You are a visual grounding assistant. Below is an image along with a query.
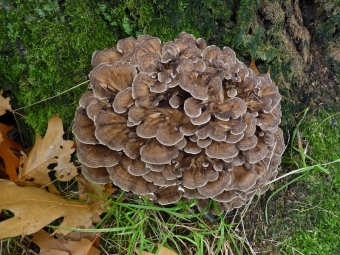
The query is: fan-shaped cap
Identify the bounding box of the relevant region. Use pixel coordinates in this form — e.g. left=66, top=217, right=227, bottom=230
left=132, top=72, right=162, bottom=108
left=236, top=135, right=258, bottom=151
left=215, top=97, right=247, bottom=120
left=190, top=111, right=211, bottom=125
left=94, top=109, right=130, bottom=151
left=90, top=62, right=137, bottom=99
left=128, top=158, right=150, bottom=176
left=197, top=171, right=231, bottom=197
left=197, top=138, right=212, bottom=148
left=242, top=138, right=269, bottom=163
left=82, top=165, right=111, bottom=184
left=182, top=165, right=207, bottom=189
left=205, top=141, right=239, bottom=159
left=130, top=37, right=162, bottom=65
left=196, top=38, right=207, bottom=51
left=231, top=165, right=257, bottom=191
left=91, top=48, right=123, bottom=68
left=183, top=140, right=202, bottom=154
left=117, top=37, right=138, bottom=54
left=108, top=164, right=156, bottom=194
left=157, top=185, right=184, bottom=205
left=79, top=91, right=95, bottom=108
left=112, top=87, right=134, bottom=114
left=257, top=104, right=282, bottom=131
left=156, top=124, right=184, bottom=146
left=72, top=107, right=98, bottom=144
left=140, top=139, right=179, bottom=164
left=138, top=52, right=161, bottom=72
left=202, top=45, right=222, bottom=61
left=76, top=140, right=122, bottom=168
left=86, top=97, right=110, bottom=121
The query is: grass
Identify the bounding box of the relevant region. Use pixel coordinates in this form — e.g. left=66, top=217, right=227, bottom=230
left=280, top=108, right=340, bottom=254
left=259, top=107, right=340, bottom=254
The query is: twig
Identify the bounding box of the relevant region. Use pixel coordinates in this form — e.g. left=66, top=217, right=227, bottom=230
left=13, top=80, right=89, bottom=111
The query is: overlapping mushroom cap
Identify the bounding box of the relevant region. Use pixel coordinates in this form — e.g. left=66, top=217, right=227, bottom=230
left=73, top=32, right=285, bottom=213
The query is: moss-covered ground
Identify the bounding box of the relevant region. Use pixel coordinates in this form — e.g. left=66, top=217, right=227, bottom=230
left=1, top=0, right=340, bottom=254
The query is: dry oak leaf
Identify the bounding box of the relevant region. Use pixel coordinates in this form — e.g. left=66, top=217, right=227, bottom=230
left=0, top=123, right=22, bottom=181
left=18, top=115, right=77, bottom=194
left=0, top=180, right=101, bottom=239
left=0, top=90, right=12, bottom=116
left=32, top=229, right=100, bottom=255
left=135, top=244, right=178, bottom=255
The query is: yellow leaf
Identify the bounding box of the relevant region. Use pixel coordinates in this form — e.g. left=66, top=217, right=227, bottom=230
left=135, top=244, right=178, bottom=255
left=0, top=90, right=12, bottom=116
left=0, top=180, right=100, bottom=239
left=18, top=115, right=77, bottom=194
left=0, top=123, right=22, bottom=181
left=32, top=229, right=100, bottom=255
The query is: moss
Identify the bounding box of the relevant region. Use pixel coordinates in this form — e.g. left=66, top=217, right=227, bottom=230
left=1, top=0, right=339, bottom=136
left=1, top=0, right=114, bottom=135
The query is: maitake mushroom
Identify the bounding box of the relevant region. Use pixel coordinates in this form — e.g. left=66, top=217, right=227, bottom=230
left=73, top=32, right=285, bottom=213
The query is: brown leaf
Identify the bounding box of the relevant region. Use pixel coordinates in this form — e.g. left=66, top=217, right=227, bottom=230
left=0, top=123, right=22, bottom=181
left=32, top=229, right=100, bottom=255
left=18, top=115, right=77, bottom=194
left=135, top=244, right=178, bottom=255
left=249, top=59, right=260, bottom=76
left=0, top=90, right=12, bottom=116
left=76, top=175, right=116, bottom=216
left=0, top=180, right=101, bottom=239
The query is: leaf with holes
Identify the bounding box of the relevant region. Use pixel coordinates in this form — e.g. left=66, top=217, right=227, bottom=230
left=17, top=115, right=77, bottom=194
left=0, top=180, right=101, bottom=239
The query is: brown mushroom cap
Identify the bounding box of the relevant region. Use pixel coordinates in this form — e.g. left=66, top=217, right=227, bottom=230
left=140, top=139, right=179, bottom=164
left=73, top=32, right=284, bottom=213
left=157, top=185, right=184, bottom=205
left=108, top=164, right=156, bottom=194
left=82, top=165, right=111, bottom=184
left=91, top=48, right=123, bottom=68
left=117, top=37, right=138, bottom=54
left=90, top=62, right=137, bottom=99
left=72, top=107, right=98, bottom=144
left=112, top=87, right=135, bottom=113
left=76, top=139, right=122, bottom=168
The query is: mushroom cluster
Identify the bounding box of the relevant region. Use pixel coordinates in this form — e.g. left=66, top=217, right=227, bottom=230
left=73, top=32, right=285, bottom=213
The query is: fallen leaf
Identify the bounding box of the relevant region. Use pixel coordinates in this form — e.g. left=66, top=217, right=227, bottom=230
left=32, top=229, right=100, bottom=255
left=0, top=90, right=12, bottom=116
left=76, top=175, right=116, bottom=215
left=135, top=244, right=178, bottom=255
left=18, top=115, right=78, bottom=194
left=64, top=226, right=101, bottom=249
left=0, top=123, right=22, bottom=181
left=32, top=230, right=68, bottom=253
left=249, top=59, right=260, bottom=76
left=0, top=180, right=101, bottom=239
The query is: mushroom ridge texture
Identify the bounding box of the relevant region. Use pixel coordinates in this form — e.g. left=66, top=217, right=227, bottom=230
left=73, top=32, right=285, bottom=213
